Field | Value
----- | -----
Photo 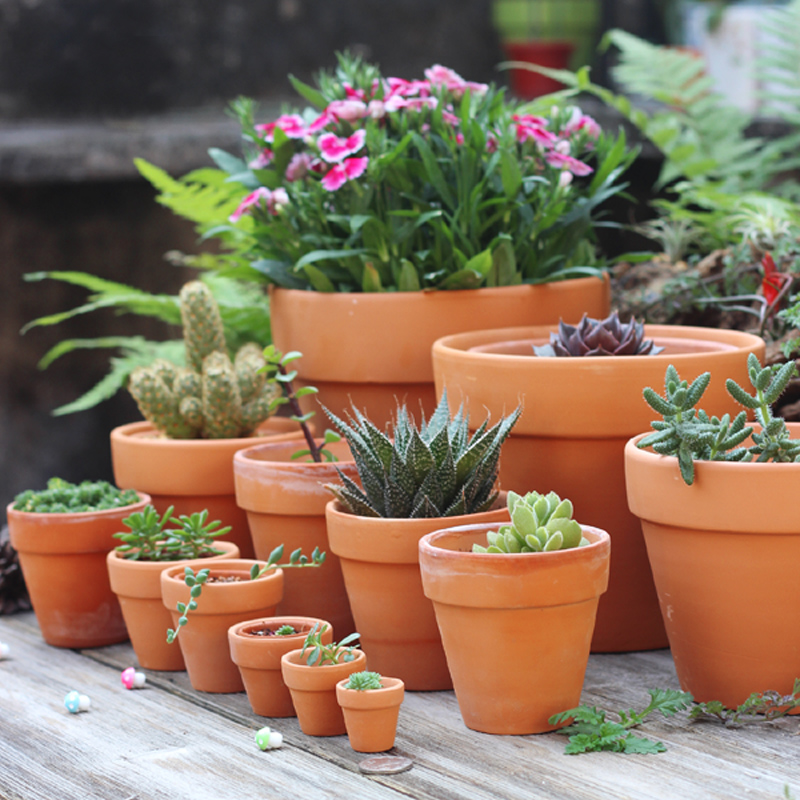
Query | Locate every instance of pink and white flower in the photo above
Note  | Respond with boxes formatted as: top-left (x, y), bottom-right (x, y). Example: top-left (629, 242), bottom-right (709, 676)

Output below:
top-left (317, 129), bottom-right (367, 163)
top-left (425, 65), bottom-right (488, 98)
top-left (516, 121), bottom-right (557, 147)
top-left (248, 149), bottom-right (273, 169)
top-left (326, 99), bottom-right (369, 122)
top-left (367, 99), bottom-right (386, 119)
top-left (229, 187), bottom-right (289, 222)
top-left (545, 151), bottom-right (593, 176)
top-left (286, 152), bottom-right (313, 181)
top-left (307, 110), bottom-right (335, 135)
top-left (321, 156), bottom-right (369, 191)
top-left (255, 114), bottom-right (307, 142)
top-left (562, 108), bottom-right (602, 140)
top-left (385, 95), bottom-right (438, 113)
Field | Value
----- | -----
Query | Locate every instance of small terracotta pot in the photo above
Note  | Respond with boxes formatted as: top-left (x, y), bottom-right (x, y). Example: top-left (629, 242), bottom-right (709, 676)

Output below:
top-left (432, 324), bottom-right (765, 653)
top-left (110, 417), bottom-right (303, 559)
top-left (419, 522), bottom-right (610, 734)
top-left (7, 493), bottom-right (150, 648)
top-left (107, 540), bottom-right (240, 671)
top-left (626, 426), bottom-right (800, 708)
top-left (281, 647), bottom-right (368, 736)
top-left (233, 438), bottom-right (357, 636)
top-left (270, 276), bottom-right (609, 427)
top-left (336, 677), bottom-right (405, 753)
top-left (325, 497), bottom-right (510, 691)
top-left (160, 558), bottom-right (284, 692)
top-left (228, 616), bottom-right (332, 717)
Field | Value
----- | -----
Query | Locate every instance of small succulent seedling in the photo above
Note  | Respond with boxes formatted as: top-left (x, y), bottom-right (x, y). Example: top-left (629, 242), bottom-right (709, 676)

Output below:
top-left (12, 478), bottom-right (140, 513)
top-left (533, 312), bottom-right (664, 357)
top-left (166, 544), bottom-right (325, 643)
top-left (114, 505), bottom-right (229, 561)
top-left (343, 671), bottom-right (383, 691)
top-left (274, 624), bottom-right (297, 636)
top-left (300, 623), bottom-right (360, 666)
top-left (639, 354), bottom-right (800, 485)
top-left (472, 490), bottom-right (588, 553)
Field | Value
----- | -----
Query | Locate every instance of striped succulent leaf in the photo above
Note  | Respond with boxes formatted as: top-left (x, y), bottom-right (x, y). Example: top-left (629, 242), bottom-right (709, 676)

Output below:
top-left (324, 392), bottom-right (521, 519)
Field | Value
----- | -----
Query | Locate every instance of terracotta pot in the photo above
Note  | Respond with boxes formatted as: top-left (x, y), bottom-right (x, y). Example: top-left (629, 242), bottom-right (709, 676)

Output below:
top-left (7, 493), bottom-right (150, 648)
top-left (270, 276), bottom-right (609, 427)
top-left (228, 616), bottom-right (332, 717)
top-left (502, 40), bottom-right (575, 99)
top-left (419, 522), bottom-right (610, 734)
top-left (106, 540), bottom-right (240, 671)
top-left (625, 425), bottom-right (800, 707)
top-left (324, 496), bottom-right (510, 691)
top-left (160, 558), bottom-right (284, 692)
top-left (280, 647), bottom-right (368, 736)
top-left (336, 677), bottom-right (405, 753)
top-left (233, 438), bottom-right (357, 636)
top-left (110, 417), bottom-right (303, 559)
top-left (432, 324), bottom-right (765, 653)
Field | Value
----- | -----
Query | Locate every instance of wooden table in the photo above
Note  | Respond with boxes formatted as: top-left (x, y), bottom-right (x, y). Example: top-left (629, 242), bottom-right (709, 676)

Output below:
top-left (1, 611), bottom-right (797, 800)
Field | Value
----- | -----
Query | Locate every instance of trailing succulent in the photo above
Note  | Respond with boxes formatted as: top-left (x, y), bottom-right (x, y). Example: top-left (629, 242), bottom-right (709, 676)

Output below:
top-left (13, 478), bottom-right (140, 513)
top-left (534, 312), bottom-right (663, 357)
top-left (638, 353), bottom-right (800, 485)
top-left (127, 281), bottom-right (279, 439)
top-left (472, 490), bottom-right (589, 553)
top-left (324, 392), bottom-right (521, 519)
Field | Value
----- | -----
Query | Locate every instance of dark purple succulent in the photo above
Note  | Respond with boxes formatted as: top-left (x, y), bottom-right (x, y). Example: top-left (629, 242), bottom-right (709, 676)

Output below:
top-left (533, 312), bottom-right (664, 357)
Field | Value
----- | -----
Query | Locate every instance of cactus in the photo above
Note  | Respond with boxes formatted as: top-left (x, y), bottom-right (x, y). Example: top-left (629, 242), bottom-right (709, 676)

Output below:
top-left (127, 281), bottom-right (279, 439)
top-left (472, 490), bottom-right (589, 553)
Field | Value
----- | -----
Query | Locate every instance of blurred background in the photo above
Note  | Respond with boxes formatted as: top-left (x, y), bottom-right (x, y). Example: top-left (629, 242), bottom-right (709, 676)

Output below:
top-left (0, 0), bottom-right (668, 515)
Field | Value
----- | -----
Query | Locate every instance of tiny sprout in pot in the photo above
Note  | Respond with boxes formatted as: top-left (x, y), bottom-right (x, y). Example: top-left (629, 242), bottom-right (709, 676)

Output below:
top-left (472, 491), bottom-right (589, 554)
top-left (344, 671), bottom-right (383, 691)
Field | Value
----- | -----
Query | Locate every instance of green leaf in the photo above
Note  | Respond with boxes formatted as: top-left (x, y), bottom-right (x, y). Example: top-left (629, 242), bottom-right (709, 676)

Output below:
top-left (303, 264), bottom-right (337, 292)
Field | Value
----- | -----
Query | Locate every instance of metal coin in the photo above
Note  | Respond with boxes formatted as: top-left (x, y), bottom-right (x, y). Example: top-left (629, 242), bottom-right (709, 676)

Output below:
top-left (358, 755), bottom-right (413, 775)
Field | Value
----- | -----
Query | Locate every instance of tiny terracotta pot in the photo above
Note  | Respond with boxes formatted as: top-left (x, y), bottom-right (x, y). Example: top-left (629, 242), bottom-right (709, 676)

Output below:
top-left (7, 492), bottom-right (150, 648)
top-left (419, 522), bottom-right (610, 735)
top-left (325, 496), bottom-right (510, 691)
top-left (280, 647), bottom-right (367, 736)
top-left (626, 427), bottom-right (800, 708)
top-left (228, 616), bottom-right (332, 717)
top-left (336, 677), bottom-right (405, 753)
top-left (110, 417), bottom-right (303, 559)
top-left (270, 276), bottom-right (609, 427)
top-left (107, 540), bottom-right (240, 671)
top-left (233, 438), bottom-right (357, 636)
top-left (160, 559), bottom-right (284, 692)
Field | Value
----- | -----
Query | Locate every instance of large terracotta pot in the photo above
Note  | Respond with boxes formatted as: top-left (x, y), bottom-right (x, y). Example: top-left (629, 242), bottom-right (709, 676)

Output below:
top-left (280, 647), bottom-right (368, 736)
top-left (324, 496), bottom-right (510, 691)
top-left (432, 324), bottom-right (765, 653)
top-left (106, 540), bottom-right (240, 671)
top-left (228, 616), bottom-right (332, 717)
top-left (336, 676), bottom-right (405, 753)
top-left (625, 426), bottom-right (800, 708)
top-left (270, 276), bottom-right (609, 427)
top-left (233, 438), bottom-right (357, 636)
top-left (110, 417), bottom-right (302, 559)
top-left (419, 522), bottom-right (610, 734)
top-left (7, 493), bottom-right (150, 648)
top-left (160, 558), bottom-right (283, 692)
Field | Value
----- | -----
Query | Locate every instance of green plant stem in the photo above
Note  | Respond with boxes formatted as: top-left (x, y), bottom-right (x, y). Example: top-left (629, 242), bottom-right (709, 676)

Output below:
top-left (277, 361), bottom-right (324, 462)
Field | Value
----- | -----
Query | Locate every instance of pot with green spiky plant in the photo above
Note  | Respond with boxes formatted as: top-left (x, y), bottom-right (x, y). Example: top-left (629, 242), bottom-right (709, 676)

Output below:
top-left (323, 392), bottom-right (519, 691)
top-left (419, 489), bottom-right (610, 734)
top-left (110, 280), bottom-right (303, 559)
top-left (625, 355), bottom-right (800, 708)
top-left (432, 313), bottom-right (765, 653)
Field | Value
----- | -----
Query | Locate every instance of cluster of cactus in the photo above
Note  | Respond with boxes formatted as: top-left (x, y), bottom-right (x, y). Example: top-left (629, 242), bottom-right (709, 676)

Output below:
top-left (13, 478), bottom-right (140, 513)
top-left (639, 354), bottom-right (800, 485)
top-left (472, 490), bottom-right (589, 554)
top-left (128, 281), bottom-right (279, 439)
top-left (324, 392), bottom-right (521, 519)
top-left (534, 312), bottom-right (663, 357)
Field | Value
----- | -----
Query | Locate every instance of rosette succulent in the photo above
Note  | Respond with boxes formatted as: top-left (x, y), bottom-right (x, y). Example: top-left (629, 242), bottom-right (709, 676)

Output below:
top-left (534, 312), bottom-right (663, 357)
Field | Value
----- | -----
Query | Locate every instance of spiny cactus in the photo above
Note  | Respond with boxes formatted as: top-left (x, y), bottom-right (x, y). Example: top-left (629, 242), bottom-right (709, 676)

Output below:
top-left (472, 490), bottom-right (589, 554)
top-left (534, 312), bottom-right (663, 357)
top-left (324, 392), bottom-right (521, 519)
top-left (128, 281), bottom-right (279, 439)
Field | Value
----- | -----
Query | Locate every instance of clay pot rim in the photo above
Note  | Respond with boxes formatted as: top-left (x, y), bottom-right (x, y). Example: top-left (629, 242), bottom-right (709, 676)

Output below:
top-left (228, 617), bottom-right (325, 641)
top-left (234, 437), bottom-right (354, 466)
top-left (281, 647), bottom-right (365, 669)
top-left (111, 420), bottom-right (298, 447)
top-left (335, 676), bottom-right (404, 695)
top-left (107, 540), bottom-right (238, 567)
top-left (6, 492), bottom-right (150, 521)
top-left (160, 558), bottom-right (281, 584)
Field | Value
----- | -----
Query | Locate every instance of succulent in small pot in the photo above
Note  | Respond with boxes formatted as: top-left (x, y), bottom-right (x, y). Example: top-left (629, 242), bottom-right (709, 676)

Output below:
top-left (533, 312), bottom-right (664, 357)
top-left (12, 478), bottom-right (140, 514)
top-left (336, 670), bottom-right (405, 753)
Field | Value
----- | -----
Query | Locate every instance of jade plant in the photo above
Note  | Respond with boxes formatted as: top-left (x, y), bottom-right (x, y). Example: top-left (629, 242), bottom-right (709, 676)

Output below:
top-left (127, 280), bottom-right (279, 439)
top-left (533, 312), bottom-right (664, 357)
top-left (12, 478), bottom-right (140, 513)
top-left (324, 392), bottom-right (521, 519)
top-left (472, 490), bottom-right (589, 553)
top-left (639, 353), bottom-right (800, 484)
top-left (300, 622), bottom-right (361, 666)
top-left (166, 544), bottom-right (325, 642)
top-left (343, 671), bottom-right (383, 691)
top-left (113, 505), bottom-right (229, 561)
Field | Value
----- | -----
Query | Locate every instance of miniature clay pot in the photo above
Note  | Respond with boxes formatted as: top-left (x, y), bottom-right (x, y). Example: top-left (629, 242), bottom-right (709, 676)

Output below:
top-left (336, 676), bottom-right (405, 753)
top-left (228, 616), bottom-right (332, 717)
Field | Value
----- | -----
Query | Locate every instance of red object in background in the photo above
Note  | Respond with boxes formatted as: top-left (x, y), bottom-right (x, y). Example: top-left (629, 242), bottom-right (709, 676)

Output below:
top-left (502, 40), bottom-right (574, 99)
top-left (761, 251), bottom-right (791, 309)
